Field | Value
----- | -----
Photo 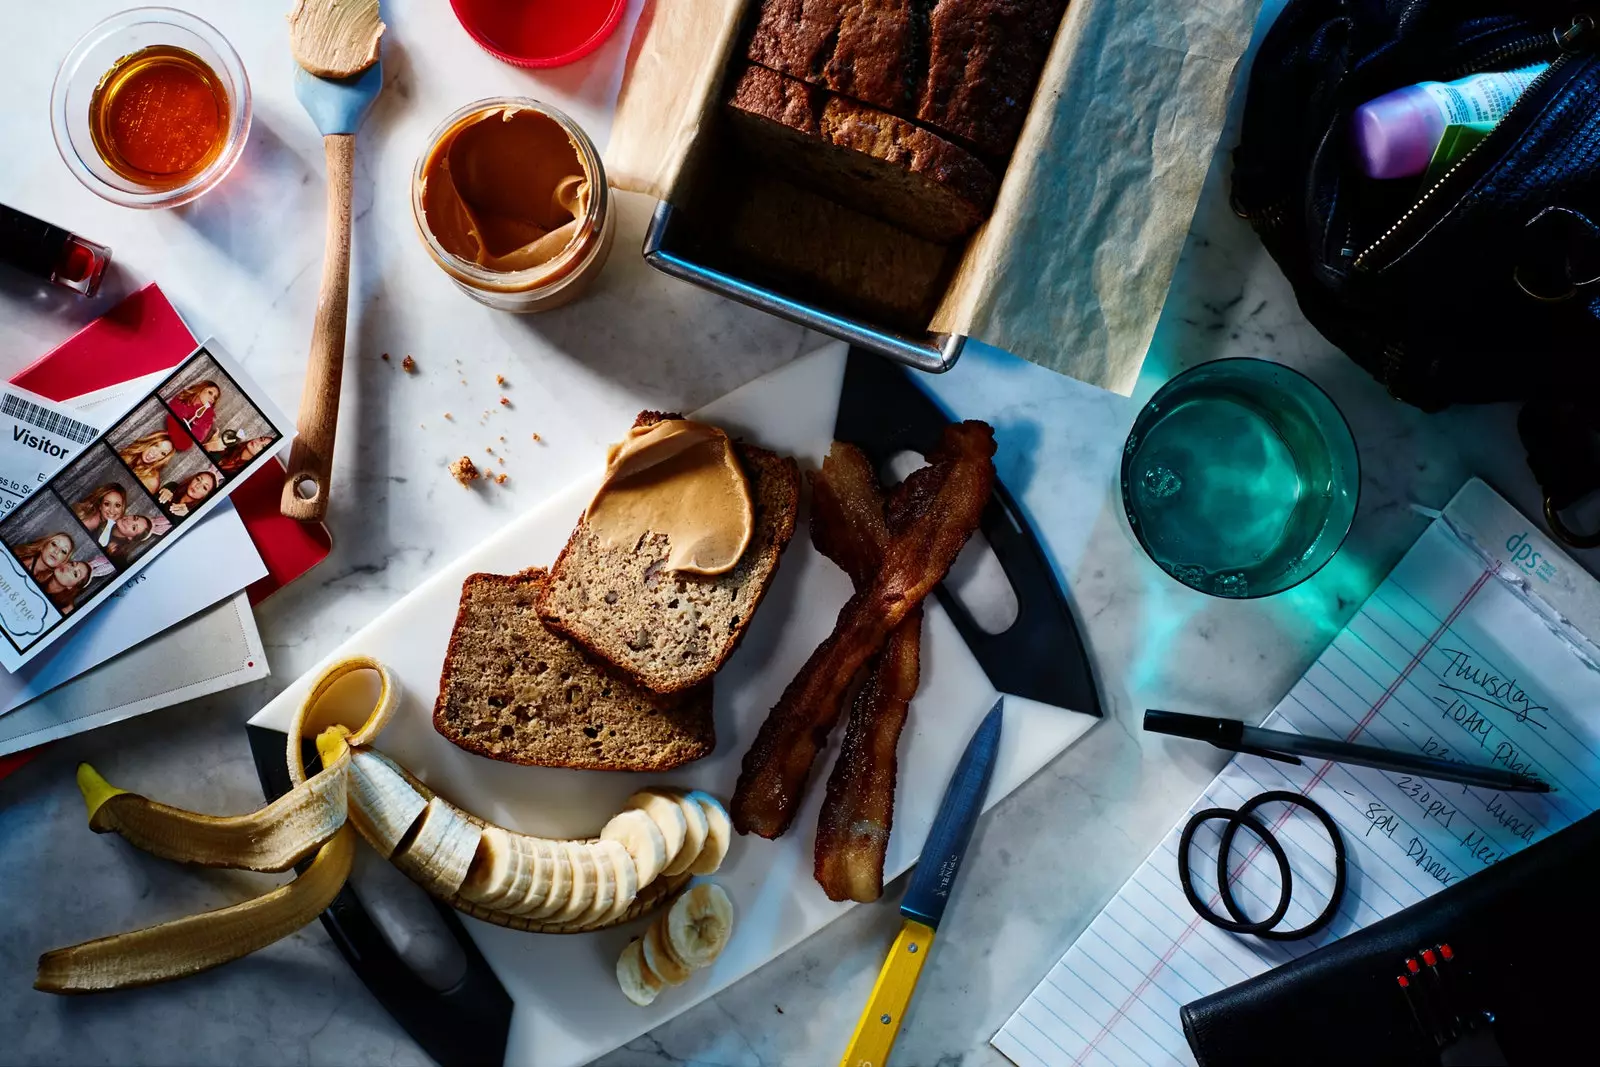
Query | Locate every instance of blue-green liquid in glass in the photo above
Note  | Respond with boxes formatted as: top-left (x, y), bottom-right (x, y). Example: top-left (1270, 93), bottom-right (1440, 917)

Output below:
top-left (1124, 381), bottom-right (1341, 598)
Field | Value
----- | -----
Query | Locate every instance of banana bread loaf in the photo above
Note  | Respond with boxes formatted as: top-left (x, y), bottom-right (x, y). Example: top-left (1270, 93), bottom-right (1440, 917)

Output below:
top-left (746, 0), bottom-right (1068, 160)
top-left (725, 63), bottom-right (997, 243)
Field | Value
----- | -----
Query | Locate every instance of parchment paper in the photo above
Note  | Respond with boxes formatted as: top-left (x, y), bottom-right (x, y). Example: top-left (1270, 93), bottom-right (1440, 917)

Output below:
top-left (607, 0), bottom-right (1263, 395)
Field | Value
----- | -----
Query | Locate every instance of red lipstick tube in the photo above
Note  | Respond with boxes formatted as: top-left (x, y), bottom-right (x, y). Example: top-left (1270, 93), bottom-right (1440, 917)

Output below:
top-left (0, 203), bottom-right (111, 296)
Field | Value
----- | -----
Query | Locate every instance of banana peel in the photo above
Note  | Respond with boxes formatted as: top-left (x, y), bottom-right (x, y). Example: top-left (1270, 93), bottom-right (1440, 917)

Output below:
top-left (35, 657), bottom-right (394, 995)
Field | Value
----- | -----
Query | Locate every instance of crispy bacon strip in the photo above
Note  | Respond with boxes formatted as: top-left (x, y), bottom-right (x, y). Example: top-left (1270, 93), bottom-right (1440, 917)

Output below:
top-left (732, 422), bottom-right (995, 839)
top-left (809, 443), bottom-right (921, 902)
top-left (817, 605), bottom-right (921, 901)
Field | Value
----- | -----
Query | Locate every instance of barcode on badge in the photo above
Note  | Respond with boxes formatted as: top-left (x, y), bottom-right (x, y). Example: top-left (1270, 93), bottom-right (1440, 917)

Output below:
top-left (1, 393), bottom-right (98, 445)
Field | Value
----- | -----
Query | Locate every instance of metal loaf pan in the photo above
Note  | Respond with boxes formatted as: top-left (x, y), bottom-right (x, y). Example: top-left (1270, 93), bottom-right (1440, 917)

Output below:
top-left (643, 201), bottom-right (966, 374)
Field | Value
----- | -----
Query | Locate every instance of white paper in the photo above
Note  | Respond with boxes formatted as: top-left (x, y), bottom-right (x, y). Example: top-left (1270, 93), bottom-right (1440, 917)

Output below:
top-left (995, 479), bottom-right (1600, 1067)
top-left (0, 591), bottom-right (267, 757)
top-left (0, 384), bottom-right (106, 518)
top-left (0, 501), bottom-right (263, 715)
top-left (0, 339), bottom-right (291, 670)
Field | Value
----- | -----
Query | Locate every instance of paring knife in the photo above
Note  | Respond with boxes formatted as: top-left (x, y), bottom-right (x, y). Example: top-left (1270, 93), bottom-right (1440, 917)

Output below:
top-left (842, 699), bottom-right (1004, 1067)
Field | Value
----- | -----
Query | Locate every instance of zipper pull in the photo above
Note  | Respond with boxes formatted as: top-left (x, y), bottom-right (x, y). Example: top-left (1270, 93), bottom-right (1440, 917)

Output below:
top-left (1555, 13), bottom-right (1596, 52)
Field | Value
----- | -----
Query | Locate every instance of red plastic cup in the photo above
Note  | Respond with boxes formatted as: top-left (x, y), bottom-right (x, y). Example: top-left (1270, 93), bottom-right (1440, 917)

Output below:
top-left (450, 0), bottom-right (628, 69)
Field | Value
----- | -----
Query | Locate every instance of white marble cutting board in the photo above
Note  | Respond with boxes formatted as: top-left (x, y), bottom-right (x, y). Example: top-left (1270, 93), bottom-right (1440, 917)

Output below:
top-left (248, 342), bottom-right (1099, 1067)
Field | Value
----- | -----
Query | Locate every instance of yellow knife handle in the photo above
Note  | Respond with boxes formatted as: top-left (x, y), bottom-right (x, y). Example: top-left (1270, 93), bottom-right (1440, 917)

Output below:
top-left (840, 919), bottom-right (935, 1067)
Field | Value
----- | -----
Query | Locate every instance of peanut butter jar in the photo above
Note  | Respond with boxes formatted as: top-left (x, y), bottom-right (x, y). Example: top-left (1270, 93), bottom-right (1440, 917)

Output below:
top-left (411, 98), bottom-right (615, 313)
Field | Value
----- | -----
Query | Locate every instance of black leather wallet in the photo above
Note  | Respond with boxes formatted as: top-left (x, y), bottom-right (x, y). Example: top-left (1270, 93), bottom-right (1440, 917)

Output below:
top-left (1181, 808), bottom-right (1600, 1065)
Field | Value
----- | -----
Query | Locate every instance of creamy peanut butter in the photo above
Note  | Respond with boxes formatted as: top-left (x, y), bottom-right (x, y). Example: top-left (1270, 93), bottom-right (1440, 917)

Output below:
top-left (584, 420), bottom-right (754, 575)
top-left (419, 106), bottom-right (589, 277)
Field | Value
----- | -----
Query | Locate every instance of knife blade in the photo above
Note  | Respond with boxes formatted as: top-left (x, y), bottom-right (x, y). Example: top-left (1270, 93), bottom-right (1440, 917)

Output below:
top-left (841, 699), bottom-right (1003, 1067)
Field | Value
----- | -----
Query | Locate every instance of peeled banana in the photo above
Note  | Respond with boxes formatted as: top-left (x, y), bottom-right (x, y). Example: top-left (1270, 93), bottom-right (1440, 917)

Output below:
top-left (616, 881), bottom-right (735, 1006)
top-left (38, 656), bottom-right (739, 994)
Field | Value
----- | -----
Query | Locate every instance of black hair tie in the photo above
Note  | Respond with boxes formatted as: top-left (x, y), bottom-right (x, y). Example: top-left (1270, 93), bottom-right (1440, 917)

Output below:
top-left (1178, 807), bottom-right (1293, 936)
top-left (1216, 790), bottom-right (1347, 941)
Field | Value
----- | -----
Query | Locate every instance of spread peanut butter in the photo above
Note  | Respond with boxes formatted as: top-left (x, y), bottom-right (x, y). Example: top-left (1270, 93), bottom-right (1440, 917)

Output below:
top-left (419, 106), bottom-right (589, 278)
top-left (584, 420), bottom-right (754, 575)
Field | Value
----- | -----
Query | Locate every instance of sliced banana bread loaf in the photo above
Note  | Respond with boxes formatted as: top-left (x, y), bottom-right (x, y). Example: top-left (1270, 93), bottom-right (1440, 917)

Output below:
top-left (434, 568), bottom-right (715, 771)
top-left (725, 63), bottom-right (997, 243)
top-left (538, 414), bottom-right (800, 694)
top-left (746, 0), bottom-right (1067, 160)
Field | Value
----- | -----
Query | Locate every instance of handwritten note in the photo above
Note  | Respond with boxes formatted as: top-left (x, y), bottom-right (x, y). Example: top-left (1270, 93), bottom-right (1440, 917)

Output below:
top-left (994, 479), bottom-right (1600, 1067)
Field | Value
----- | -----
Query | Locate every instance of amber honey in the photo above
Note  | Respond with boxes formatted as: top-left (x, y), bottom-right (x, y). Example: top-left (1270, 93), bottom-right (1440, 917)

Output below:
top-left (88, 45), bottom-right (229, 188)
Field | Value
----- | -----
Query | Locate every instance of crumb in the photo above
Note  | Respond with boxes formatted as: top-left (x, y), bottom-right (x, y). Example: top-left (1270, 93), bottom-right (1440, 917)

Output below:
top-left (531, 432), bottom-right (542, 442)
top-left (497, 456), bottom-right (505, 465)
top-left (495, 473), bottom-right (507, 484)
top-left (401, 355), bottom-right (417, 373)
top-left (460, 378), bottom-right (467, 385)
top-left (775, 1005), bottom-right (784, 1015)
top-left (449, 456), bottom-right (479, 486)
top-left (499, 396), bottom-right (511, 407)
top-left (485, 446), bottom-right (494, 454)
top-left (498, 434), bottom-right (505, 442)
top-left (495, 374), bottom-right (506, 386)
top-left (381, 352), bottom-right (390, 362)
top-left (444, 412), bottom-right (452, 420)
top-left (419, 423), bottom-right (425, 429)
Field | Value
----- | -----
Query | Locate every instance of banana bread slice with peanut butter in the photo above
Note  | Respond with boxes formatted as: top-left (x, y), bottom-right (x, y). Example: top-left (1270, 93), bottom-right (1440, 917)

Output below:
top-left (537, 412), bottom-right (800, 694)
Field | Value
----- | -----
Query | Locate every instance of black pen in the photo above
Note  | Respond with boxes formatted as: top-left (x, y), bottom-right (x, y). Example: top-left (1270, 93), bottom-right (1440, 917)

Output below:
top-left (1144, 709), bottom-right (1551, 793)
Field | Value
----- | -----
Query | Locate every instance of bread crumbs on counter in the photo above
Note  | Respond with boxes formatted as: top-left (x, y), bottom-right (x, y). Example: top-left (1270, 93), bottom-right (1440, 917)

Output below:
top-left (495, 374), bottom-right (506, 386)
top-left (381, 352), bottom-right (390, 362)
top-left (485, 446), bottom-right (495, 454)
top-left (499, 396), bottom-right (511, 407)
top-left (531, 432), bottom-right (542, 442)
top-left (449, 456), bottom-right (480, 485)
top-left (497, 456), bottom-right (505, 465)
top-left (443, 412), bottom-right (453, 420)
top-left (494, 473), bottom-right (507, 484)
top-left (401, 355), bottom-right (417, 373)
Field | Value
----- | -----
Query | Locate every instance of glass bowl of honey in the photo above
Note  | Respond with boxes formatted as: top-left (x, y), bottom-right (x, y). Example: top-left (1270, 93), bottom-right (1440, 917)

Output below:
top-left (51, 8), bottom-right (251, 209)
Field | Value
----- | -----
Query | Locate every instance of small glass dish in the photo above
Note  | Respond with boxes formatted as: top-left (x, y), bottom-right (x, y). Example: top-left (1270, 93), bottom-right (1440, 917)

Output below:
top-left (1121, 358), bottom-right (1359, 599)
top-left (51, 7), bottom-right (252, 209)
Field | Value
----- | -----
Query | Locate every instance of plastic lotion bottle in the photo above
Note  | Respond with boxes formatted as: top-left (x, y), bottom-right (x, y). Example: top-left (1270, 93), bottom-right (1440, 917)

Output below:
top-left (1353, 64), bottom-right (1548, 179)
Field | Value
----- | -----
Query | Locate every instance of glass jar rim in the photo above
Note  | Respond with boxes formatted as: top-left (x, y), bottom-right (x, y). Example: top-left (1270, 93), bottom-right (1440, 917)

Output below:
top-left (50, 6), bottom-right (253, 210)
top-left (410, 97), bottom-right (608, 292)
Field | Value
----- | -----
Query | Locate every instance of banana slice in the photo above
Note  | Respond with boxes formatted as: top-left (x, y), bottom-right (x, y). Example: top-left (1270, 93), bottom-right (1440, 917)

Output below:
top-left (516, 839), bottom-right (569, 919)
top-left (392, 796), bottom-right (480, 899)
top-left (616, 938), bottom-right (663, 1006)
top-left (602, 809), bottom-right (668, 888)
top-left (570, 843), bottom-right (619, 929)
top-left (459, 826), bottom-right (527, 905)
top-left (665, 882), bottom-right (734, 968)
top-left (661, 791), bottom-right (709, 878)
top-left (642, 918), bottom-right (692, 985)
top-left (594, 839), bottom-right (639, 927)
top-left (550, 841), bottom-right (597, 925)
top-left (624, 791), bottom-right (688, 870)
top-left (346, 749), bottom-right (426, 859)
top-left (685, 791), bottom-right (732, 875)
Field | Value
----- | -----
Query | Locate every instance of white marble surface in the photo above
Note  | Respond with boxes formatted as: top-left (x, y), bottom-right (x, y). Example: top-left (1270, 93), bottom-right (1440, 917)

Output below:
top-left (3, 2), bottom-right (1596, 1066)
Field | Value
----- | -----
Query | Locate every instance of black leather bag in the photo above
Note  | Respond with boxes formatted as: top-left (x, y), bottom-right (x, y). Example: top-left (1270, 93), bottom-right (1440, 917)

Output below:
top-left (1233, 2), bottom-right (1600, 542)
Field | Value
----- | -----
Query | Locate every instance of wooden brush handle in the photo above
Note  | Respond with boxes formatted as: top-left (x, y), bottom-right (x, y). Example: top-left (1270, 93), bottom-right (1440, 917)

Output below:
top-left (281, 133), bottom-right (355, 522)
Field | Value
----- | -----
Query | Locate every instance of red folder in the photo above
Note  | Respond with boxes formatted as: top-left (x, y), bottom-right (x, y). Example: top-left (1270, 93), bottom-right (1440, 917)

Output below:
top-left (0, 284), bottom-right (331, 782)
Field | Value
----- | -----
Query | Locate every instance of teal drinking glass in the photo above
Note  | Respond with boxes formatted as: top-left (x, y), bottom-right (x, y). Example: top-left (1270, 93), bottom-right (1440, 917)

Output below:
top-left (1121, 358), bottom-right (1358, 598)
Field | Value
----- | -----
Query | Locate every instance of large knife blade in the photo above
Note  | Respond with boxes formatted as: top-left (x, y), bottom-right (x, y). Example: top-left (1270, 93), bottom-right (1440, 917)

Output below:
top-left (841, 700), bottom-right (1003, 1066)
top-left (834, 348), bottom-right (1101, 716)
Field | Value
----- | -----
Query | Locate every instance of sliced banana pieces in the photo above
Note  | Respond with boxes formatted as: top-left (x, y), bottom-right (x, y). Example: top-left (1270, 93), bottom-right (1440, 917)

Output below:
top-left (382, 783), bottom-right (732, 934)
top-left (616, 881), bottom-right (736, 1006)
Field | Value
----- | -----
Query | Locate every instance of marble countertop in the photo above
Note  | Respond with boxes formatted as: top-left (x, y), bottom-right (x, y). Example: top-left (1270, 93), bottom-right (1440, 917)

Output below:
top-left (3, 2), bottom-right (1595, 1065)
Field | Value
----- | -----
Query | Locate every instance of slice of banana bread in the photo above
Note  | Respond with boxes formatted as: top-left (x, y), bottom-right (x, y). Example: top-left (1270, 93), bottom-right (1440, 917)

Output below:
top-left (725, 63), bottom-right (997, 243)
top-left (434, 568), bottom-right (715, 770)
top-left (537, 414), bottom-right (800, 694)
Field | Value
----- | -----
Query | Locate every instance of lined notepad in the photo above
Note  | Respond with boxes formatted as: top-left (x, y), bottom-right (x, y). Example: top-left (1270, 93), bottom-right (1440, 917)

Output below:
top-left (995, 479), bottom-right (1600, 1067)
